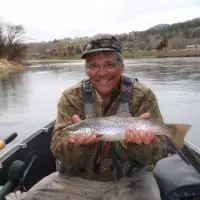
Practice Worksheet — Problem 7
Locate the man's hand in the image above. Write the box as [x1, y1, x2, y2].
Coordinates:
[66, 115, 101, 145]
[125, 112, 157, 144]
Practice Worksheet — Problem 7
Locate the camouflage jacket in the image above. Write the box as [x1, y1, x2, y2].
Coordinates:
[50, 77, 168, 181]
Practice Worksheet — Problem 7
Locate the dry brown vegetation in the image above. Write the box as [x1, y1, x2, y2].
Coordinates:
[0, 59, 24, 80]
[0, 19, 27, 80]
[156, 49, 200, 58]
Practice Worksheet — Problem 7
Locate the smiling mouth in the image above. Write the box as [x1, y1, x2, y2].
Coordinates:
[99, 80, 109, 84]
[97, 79, 111, 84]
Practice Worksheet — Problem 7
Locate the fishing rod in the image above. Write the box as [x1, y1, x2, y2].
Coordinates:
[183, 142, 200, 174]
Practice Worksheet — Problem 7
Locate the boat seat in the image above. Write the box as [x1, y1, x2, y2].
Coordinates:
[0, 160, 26, 200]
[154, 154, 200, 200]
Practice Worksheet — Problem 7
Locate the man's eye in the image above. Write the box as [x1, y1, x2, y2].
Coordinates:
[89, 64, 99, 69]
[106, 63, 117, 68]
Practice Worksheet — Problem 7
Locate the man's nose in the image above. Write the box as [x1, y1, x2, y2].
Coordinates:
[98, 66, 107, 75]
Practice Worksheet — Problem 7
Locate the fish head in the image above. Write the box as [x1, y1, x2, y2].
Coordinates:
[64, 121, 92, 136]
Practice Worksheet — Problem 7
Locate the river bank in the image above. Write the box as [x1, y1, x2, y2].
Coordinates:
[0, 59, 25, 80]
[26, 49, 200, 61]
[123, 49, 200, 58]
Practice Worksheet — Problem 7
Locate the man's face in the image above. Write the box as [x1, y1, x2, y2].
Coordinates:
[85, 51, 124, 96]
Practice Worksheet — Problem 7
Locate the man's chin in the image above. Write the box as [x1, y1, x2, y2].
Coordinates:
[97, 87, 112, 96]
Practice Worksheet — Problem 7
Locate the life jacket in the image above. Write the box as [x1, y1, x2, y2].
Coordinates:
[82, 75, 140, 180]
[82, 75, 135, 118]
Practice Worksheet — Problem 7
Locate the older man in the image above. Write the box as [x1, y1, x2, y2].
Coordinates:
[21, 34, 168, 200]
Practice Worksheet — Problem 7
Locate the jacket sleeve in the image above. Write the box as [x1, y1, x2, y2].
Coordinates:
[50, 86, 86, 165]
[121, 82, 168, 166]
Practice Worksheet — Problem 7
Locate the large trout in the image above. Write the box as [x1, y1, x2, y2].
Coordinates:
[63, 113, 191, 147]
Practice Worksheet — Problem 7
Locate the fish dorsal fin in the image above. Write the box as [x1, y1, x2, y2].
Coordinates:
[114, 112, 132, 118]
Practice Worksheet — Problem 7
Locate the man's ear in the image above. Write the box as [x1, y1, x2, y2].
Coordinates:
[84, 61, 88, 76]
[85, 66, 89, 76]
[120, 64, 124, 73]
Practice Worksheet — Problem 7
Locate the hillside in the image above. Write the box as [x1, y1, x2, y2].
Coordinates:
[118, 17, 200, 50]
[27, 17, 200, 58]
[148, 24, 170, 31]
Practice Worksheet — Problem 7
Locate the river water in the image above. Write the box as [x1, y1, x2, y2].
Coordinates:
[0, 57, 200, 153]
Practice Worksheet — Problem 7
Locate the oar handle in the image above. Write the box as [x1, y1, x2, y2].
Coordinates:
[0, 132, 18, 150]
[4, 132, 18, 144]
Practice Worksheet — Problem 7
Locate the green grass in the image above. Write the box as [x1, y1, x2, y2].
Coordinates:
[123, 50, 157, 58]
[26, 49, 200, 61]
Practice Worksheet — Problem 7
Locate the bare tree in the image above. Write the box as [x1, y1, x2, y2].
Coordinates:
[0, 20, 27, 60]
[0, 20, 6, 57]
[4, 23, 27, 60]
[168, 36, 187, 49]
[156, 36, 168, 50]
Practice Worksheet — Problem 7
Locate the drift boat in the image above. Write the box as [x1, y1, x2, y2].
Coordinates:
[0, 121, 199, 200]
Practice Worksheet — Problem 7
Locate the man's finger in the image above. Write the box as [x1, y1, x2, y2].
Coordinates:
[125, 129, 132, 142]
[132, 131, 142, 144]
[125, 129, 142, 144]
[72, 115, 81, 123]
[85, 135, 101, 144]
[67, 134, 84, 144]
[147, 132, 157, 143]
[139, 112, 150, 120]
[74, 135, 87, 145]
[67, 137, 75, 144]
[140, 130, 150, 144]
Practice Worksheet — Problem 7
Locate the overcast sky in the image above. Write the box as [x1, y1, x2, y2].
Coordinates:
[0, 0, 200, 42]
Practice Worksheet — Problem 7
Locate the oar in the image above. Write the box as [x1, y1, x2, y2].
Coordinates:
[182, 143, 200, 174]
[0, 133, 18, 150]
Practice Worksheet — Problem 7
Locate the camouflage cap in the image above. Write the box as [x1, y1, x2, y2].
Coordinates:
[81, 34, 122, 59]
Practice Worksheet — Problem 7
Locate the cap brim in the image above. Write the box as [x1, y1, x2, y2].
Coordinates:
[81, 48, 117, 59]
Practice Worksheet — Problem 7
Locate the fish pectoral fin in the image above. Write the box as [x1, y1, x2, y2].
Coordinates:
[95, 134, 104, 138]
[90, 132, 104, 138]
[166, 123, 191, 148]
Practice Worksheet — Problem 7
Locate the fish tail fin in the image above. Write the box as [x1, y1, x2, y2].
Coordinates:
[166, 123, 191, 148]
